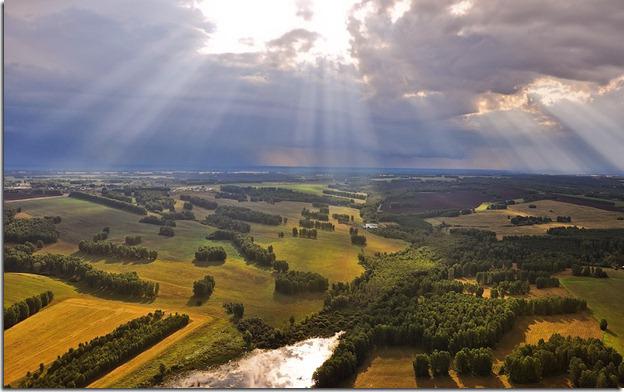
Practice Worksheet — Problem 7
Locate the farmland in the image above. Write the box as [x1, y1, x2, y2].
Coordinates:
[4, 172, 624, 389]
[428, 199, 624, 238]
[4, 191, 405, 387]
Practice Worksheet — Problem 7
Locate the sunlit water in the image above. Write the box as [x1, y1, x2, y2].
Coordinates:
[166, 332, 343, 388]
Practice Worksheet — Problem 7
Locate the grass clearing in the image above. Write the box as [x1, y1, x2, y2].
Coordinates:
[3, 273, 78, 307]
[427, 199, 624, 238]
[561, 269, 624, 354]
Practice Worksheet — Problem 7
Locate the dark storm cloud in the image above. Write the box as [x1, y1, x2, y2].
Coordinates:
[4, 0, 624, 172]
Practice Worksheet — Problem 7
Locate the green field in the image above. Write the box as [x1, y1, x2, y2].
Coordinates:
[561, 269, 624, 354]
[4, 273, 78, 306]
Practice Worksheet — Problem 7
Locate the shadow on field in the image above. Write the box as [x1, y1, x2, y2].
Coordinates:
[72, 251, 156, 265]
[192, 259, 226, 267]
[271, 290, 326, 303]
[70, 280, 156, 304]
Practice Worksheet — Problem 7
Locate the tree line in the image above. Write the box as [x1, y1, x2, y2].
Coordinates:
[217, 185, 357, 206]
[293, 227, 318, 239]
[215, 206, 282, 225]
[4, 291, 54, 329]
[510, 215, 552, 226]
[78, 240, 157, 262]
[179, 194, 218, 209]
[322, 188, 366, 200]
[161, 210, 195, 220]
[203, 213, 251, 233]
[571, 264, 608, 278]
[299, 219, 334, 231]
[21, 311, 189, 388]
[274, 271, 329, 294]
[301, 208, 329, 221]
[4, 248, 159, 298]
[70, 191, 147, 215]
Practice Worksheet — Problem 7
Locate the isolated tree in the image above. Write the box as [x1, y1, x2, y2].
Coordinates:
[600, 319, 608, 331]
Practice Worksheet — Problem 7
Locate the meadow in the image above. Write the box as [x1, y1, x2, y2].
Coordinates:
[561, 269, 624, 354]
[4, 193, 405, 387]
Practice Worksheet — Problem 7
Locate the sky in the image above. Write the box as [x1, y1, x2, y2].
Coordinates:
[4, 0, 624, 173]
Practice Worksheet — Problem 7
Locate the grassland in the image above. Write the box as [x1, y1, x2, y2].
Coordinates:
[4, 273, 78, 306]
[560, 269, 624, 354]
[5, 194, 406, 387]
[427, 199, 624, 238]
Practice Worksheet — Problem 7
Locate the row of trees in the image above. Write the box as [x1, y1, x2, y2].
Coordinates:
[217, 185, 356, 206]
[22, 311, 189, 388]
[299, 219, 335, 231]
[203, 213, 251, 233]
[139, 215, 176, 227]
[510, 216, 552, 226]
[195, 246, 227, 262]
[162, 210, 195, 220]
[4, 249, 159, 298]
[215, 206, 282, 225]
[414, 348, 492, 378]
[504, 333, 622, 387]
[207, 230, 276, 267]
[274, 271, 329, 294]
[294, 227, 318, 239]
[78, 240, 157, 262]
[301, 208, 329, 221]
[70, 191, 147, 215]
[322, 189, 367, 200]
[179, 194, 218, 210]
[4, 291, 54, 329]
[535, 276, 560, 288]
[571, 264, 608, 278]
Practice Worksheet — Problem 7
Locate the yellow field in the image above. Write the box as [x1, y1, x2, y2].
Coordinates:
[3, 297, 186, 385]
[427, 199, 624, 238]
